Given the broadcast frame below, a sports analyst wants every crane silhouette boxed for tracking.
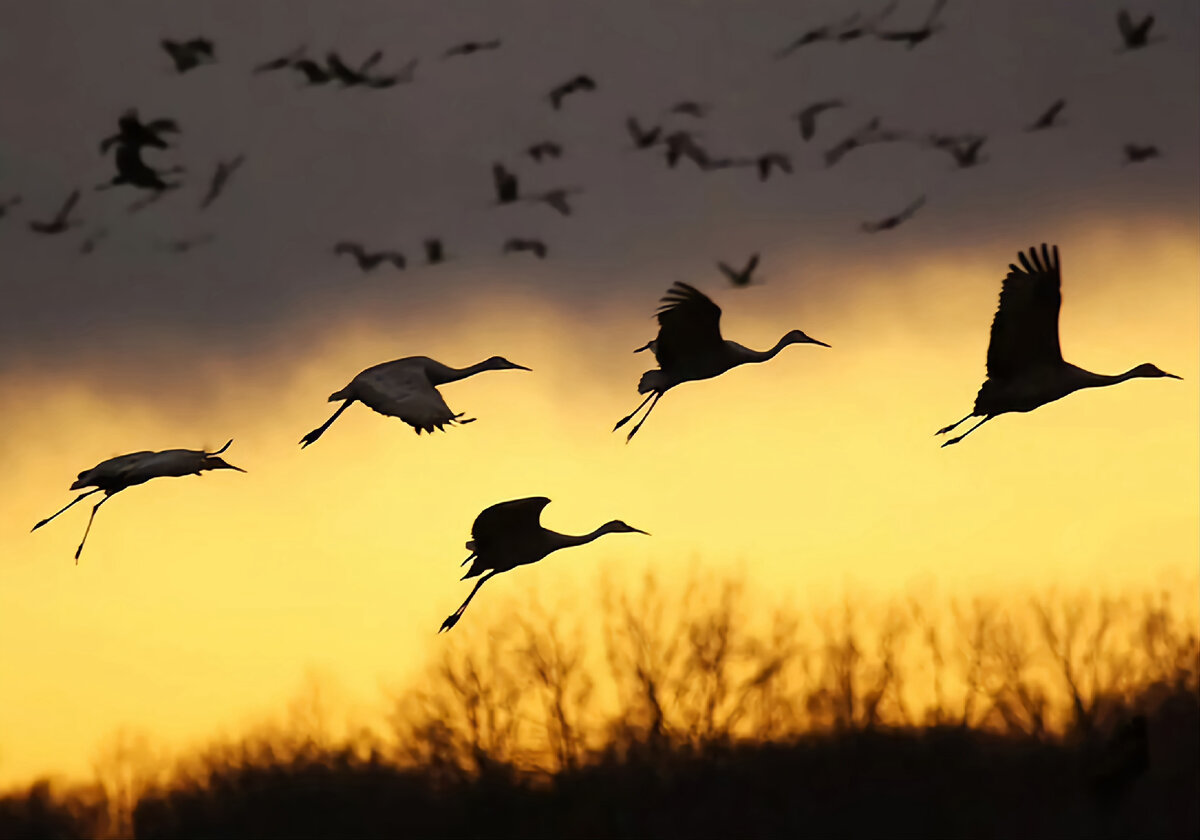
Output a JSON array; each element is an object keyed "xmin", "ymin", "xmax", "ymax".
[
  {"xmin": 439, "ymin": 497, "xmax": 648, "ymax": 632},
  {"xmin": 100, "ymin": 110, "xmax": 179, "ymax": 154},
  {"xmin": 718, "ymin": 253, "xmax": 761, "ymax": 287},
  {"xmin": 300, "ymin": 355, "xmax": 531, "ymax": 447},
  {"xmin": 32, "ymin": 440, "xmax": 244, "ymax": 562},
  {"xmin": 1116, "ymin": 10, "xmax": 1160, "ymax": 51},
  {"xmin": 937, "ymin": 244, "xmax": 1181, "ymax": 446},
  {"xmin": 1027, "ymin": 99, "xmax": 1067, "ymax": 131},
  {"xmin": 161, "ymin": 38, "xmax": 215, "ymax": 73},
  {"xmin": 795, "ymin": 99, "xmax": 845, "ymax": 141},
  {"xmin": 615, "ymin": 282, "xmax": 829, "ymax": 441}
]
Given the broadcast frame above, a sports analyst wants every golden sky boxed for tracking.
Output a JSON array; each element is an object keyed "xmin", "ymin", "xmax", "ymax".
[{"xmin": 1, "ymin": 219, "xmax": 1196, "ymax": 786}]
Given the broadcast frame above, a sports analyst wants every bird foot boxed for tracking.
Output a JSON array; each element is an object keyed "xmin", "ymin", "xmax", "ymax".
[
  {"xmin": 439, "ymin": 614, "xmax": 461, "ymax": 633},
  {"xmin": 299, "ymin": 432, "xmax": 319, "ymax": 448},
  {"xmin": 940, "ymin": 435, "xmax": 964, "ymax": 448}
]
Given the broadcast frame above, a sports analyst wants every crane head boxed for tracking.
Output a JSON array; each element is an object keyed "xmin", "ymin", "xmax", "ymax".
[
  {"xmin": 485, "ymin": 356, "xmax": 532, "ymax": 372},
  {"xmin": 202, "ymin": 455, "xmax": 246, "ymax": 473},
  {"xmin": 1131, "ymin": 363, "xmax": 1182, "ymax": 380},
  {"xmin": 603, "ymin": 520, "xmax": 650, "ymax": 536},
  {"xmin": 783, "ymin": 329, "xmax": 831, "ymax": 349}
]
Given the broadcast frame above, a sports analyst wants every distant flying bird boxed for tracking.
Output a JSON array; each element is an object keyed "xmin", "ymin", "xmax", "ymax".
[
  {"xmin": 1123, "ymin": 143, "xmax": 1161, "ymax": 163},
  {"xmin": 439, "ymin": 497, "xmax": 648, "ymax": 632},
  {"xmin": 0, "ymin": 194, "xmax": 22, "ymax": 219},
  {"xmin": 292, "ymin": 58, "xmax": 333, "ymax": 85},
  {"xmin": 443, "ymin": 39, "xmax": 502, "ymax": 58},
  {"xmin": 253, "ymin": 44, "xmax": 308, "ymax": 73},
  {"xmin": 158, "ymin": 233, "xmax": 215, "ymax": 254},
  {"xmin": 97, "ymin": 144, "xmax": 182, "ymax": 193},
  {"xmin": 527, "ymin": 188, "xmax": 581, "ymax": 216},
  {"xmin": 669, "ymin": 101, "xmax": 711, "ymax": 118},
  {"xmin": 162, "ymin": 38, "xmax": 216, "ymax": 73},
  {"xmin": 616, "ymin": 282, "xmax": 829, "ymax": 441},
  {"xmin": 526, "ymin": 141, "xmax": 563, "ymax": 162},
  {"xmin": 334, "ymin": 241, "xmax": 406, "ymax": 272},
  {"xmin": 718, "ymin": 253, "xmax": 761, "ymax": 288},
  {"xmin": 1027, "ymin": 99, "xmax": 1066, "ymax": 131},
  {"xmin": 299, "ymin": 354, "xmax": 531, "ymax": 447},
  {"xmin": 326, "ymin": 51, "xmax": 374, "ymax": 86},
  {"xmin": 823, "ymin": 117, "xmax": 905, "ymax": 167},
  {"xmin": 548, "ymin": 74, "xmax": 596, "ymax": 110},
  {"xmin": 503, "ymin": 237, "xmax": 548, "ymax": 259},
  {"xmin": 874, "ymin": 0, "xmax": 948, "ymax": 48},
  {"xmin": 100, "ymin": 110, "xmax": 179, "ymax": 154},
  {"xmin": 198, "ymin": 154, "xmax": 246, "ymax": 210},
  {"xmin": 836, "ymin": 2, "xmax": 899, "ymax": 41},
  {"xmin": 936, "ymin": 244, "xmax": 1180, "ymax": 446},
  {"xmin": 752, "ymin": 152, "xmax": 792, "ymax": 181},
  {"xmin": 626, "ymin": 117, "xmax": 663, "ymax": 149},
  {"xmin": 1116, "ymin": 10, "xmax": 1160, "ymax": 50},
  {"xmin": 944, "ymin": 135, "xmax": 987, "ymax": 168},
  {"xmin": 861, "ymin": 194, "xmax": 926, "ymax": 233},
  {"xmin": 663, "ymin": 131, "xmax": 726, "ymax": 170},
  {"xmin": 492, "ymin": 162, "xmax": 520, "ymax": 204},
  {"xmin": 776, "ymin": 24, "xmax": 834, "ymax": 58},
  {"xmin": 28, "ymin": 189, "xmax": 82, "ymax": 235},
  {"xmin": 423, "ymin": 238, "xmax": 446, "ymax": 265},
  {"xmin": 31, "ymin": 440, "xmax": 244, "ymax": 562},
  {"xmin": 795, "ymin": 99, "xmax": 845, "ymax": 141}
]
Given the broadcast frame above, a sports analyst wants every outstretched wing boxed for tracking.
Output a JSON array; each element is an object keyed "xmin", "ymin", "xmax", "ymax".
[
  {"xmin": 1117, "ymin": 10, "xmax": 1135, "ymax": 40},
  {"xmin": 985, "ymin": 244, "xmax": 1063, "ymax": 380},
  {"xmin": 471, "ymin": 497, "xmax": 551, "ymax": 548},
  {"xmin": 353, "ymin": 361, "xmax": 463, "ymax": 433},
  {"xmin": 652, "ymin": 282, "xmax": 725, "ymax": 369}
]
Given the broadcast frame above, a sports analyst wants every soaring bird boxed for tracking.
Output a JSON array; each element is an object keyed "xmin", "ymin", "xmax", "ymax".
[
  {"xmin": 776, "ymin": 24, "xmax": 834, "ymax": 58},
  {"xmin": 625, "ymin": 117, "xmax": 663, "ymax": 149},
  {"xmin": 718, "ymin": 253, "xmax": 761, "ymax": 288},
  {"xmin": 28, "ymin": 189, "xmax": 82, "ymax": 235},
  {"xmin": 423, "ymin": 237, "xmax": 446, "ymax": 265},
  {"xmin": 439, "ymin": 497, "xmax": 648, "ymax": 632},
  {"xmin": 443, "ymin": 39, "xmax": 502, "ymax": 58},
  {"xmin": 503, "ymin": 237, "xmax": 548, "ymax": 259},
  {"xmin": 527, "ymin": 188, "xmax": 581, "ymax": 216},
  {"xmin": 548, "ymin": 74, "xmax": 596, "ymax": 110},
  {"xmin": 100, "ymin": 110, "xmax": 179, "ymax": 154},
  {"xmin": 615, "ymin": 283, "xmax": 829, "ymax": 441},
  {"xmin": 325, "ymin": 51, "xmax": 379, "ymax": 86},
  {"xmin": 334, "ymin": 241, "xmax": 406, "ymax": 272},
  {"xmin": 162, "ymin": 38, "xmax": 216, "ymax": 73},
  {"xmin": 795, "ymin": 99, "xmax": 845, "ymax": 141},
  {"xmin": 492, "ymin": 162, "xmax": 520, "ymax": 204},
  {"xmin": 751, "ymin": 152, "xmax": 792, "ymax": 181},
  {"xmin": 1116, "ymin": 9, "xmax": 1160, "ymax": 50},
  {"xmin": 861, "ymin": 194, "xmax": 926, "ymax": 233},
  {"xmin": 97, "ymin": 144, "xmax": 182, "ymax": 193},
  {"xmin": 668, "ymin": 100, "xmax": 711, "ymax": 118},
  {"xmin": 526, "ymin": 141, "xmax": 563, "ymax": 162},
  {"xmin": 31, "ymin": 440, "xmax": 244, "ymax": 562},
  {"xmin": 874, "ymin": 0, "xmax": 948, "ymax": 48},
  {"xmin": 253, "ymin": 44, "xmax": 308, "ymax": 73},
  {"xmin": 663, "ymin": 131, "xmax": 725, "ymax": 170},
  {"xmin": 300, "ymin": 355, "xmax": 531, "ymax": 447},
  {"xmin": 292, "ymin": 58, "xmax": 334, "ymax": 86},
  {"xmin": 936, "ymin": 244, "xmax": 1180, "ymax": 447},
  {"xmin": 944, "ymin": 135, "xmax": 987, "ymax": 168},
  {"xmin": 199, "ymin": 154, "xmax": 246, "ymax": 210},
  {"xmin": 1027, "ymin": 99, "xmax": 1066, "ymax": 132},
  {"xmin": 1123, "ymin": 143, "xmax": 1161, "ymax": 163},
  {"xmin": 823, "ymin": 117, "xmax": 907, "ymax": 166}
]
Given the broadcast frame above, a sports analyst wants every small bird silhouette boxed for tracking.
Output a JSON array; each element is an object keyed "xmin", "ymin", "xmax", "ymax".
[
  {"xmin": 1123, "ymin": 143, "xmax": 1161, "ymax": 163},
  {"xmin": 439, "ymin": 497, "xmax": 648, "ymax": 632},
  {"xmin": 32, "ymin": 440, "xmax": 244, "ymax": 562},
  {"xmin": 28, "ymin": 189, "xmax": 82, "ymax": 235},
  {"xmin": 668, "ymin": 101, "xmax": 711, "ymax": 118},
  {"xmin": 443, "ymin": 39, "xmax": 502, "ymax": 58},
  {"xmin": 943, "ymin": 135, "xmax": 987, "ymax": 168},
  {"xmin": 97, "ymin": 144, "xmax": 182, "ymax": 194},
  {"xmin": 795, "ymin": 99, "xmax": 846, "ymax": 141},
  {"xmin": 300, "ymin": 355, "xmax": 531, "ymax": 446},
  {"xmin": 548, "ymin": 74, "xmax": 597, "ymax": 110},
  {"xmin": 753, "ymin": 152, "xmax": 793, "ymax": 181},
  {"xmin": 199, "ymin": 155, "xmax": 246, "ymax": 210},
  {"xmin": 776, "ymin": 24, "xmax": 834, "ymax": 58},
  {"xmin": 100, "ymin": 110, "xmax": 179, "ymax": 154},
  {"xmin": 492, "ymin": 162, "xmax": 520, "ymax": 204},
  {"xmin": 626, "ymin": 117, "xmax": 663, "ymax": 149},
  {"xmin": 1026, "ymin": 99, "xmax": 1066, "ymax": 131},
  {"xmin": 503, "ymin": 237, "xmax": 548, "ymax": 259},
  {"xmin": 718, "ymin": 253, "xmax": 761, "ymax": 288},
  {"xmin": 617, "ymin": 283, "xmax": 829, "ymax": 441},
  {"xmin": 937, "ymin": 244, "xmax": 1180, "ymax": 446},
  {"xmin": 423, "ymin": 238, "xmax": 446, "ymax": 265},
  {"xmin": 874, "ymin": 0, "xmax": 948, "ymax": 48},
  {"xmin": 162, "ymin": 37, "xmax": 216, "ymax": 73},
  {"xmin": 334, "ymin": 241, "xmax": 407, "ymax": 272},
  {"xmin": 292, "ymin": 58, "xmax": 333, "ymax": 85},
  {"xmin": 526, "ymin": 141, "xmax": 563, "ymax": 162},
  {"xmin": 1116, "ymin": 9, "xmax": 1160, "ymax": 50},
  {"xmin": 253, "ymin": 44, "xmax": 308, "ymax": 73},
  {"xmin": 861, "ymin": 195, "xmax": 927, "ymax": 232},
  {"xmin": 528, "ymin": 188, "xmax": 581, "ymax": 216}
]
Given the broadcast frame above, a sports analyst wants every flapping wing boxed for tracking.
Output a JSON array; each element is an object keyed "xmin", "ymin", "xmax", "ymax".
[
  {"xmin": 354, "ymin": 362, "xmax": 462, "ymax": 432},
  {"xmin": 471, "ymin": 497, "xmax": 551, "ymax": 548},
  {"xmin": 985, "ymin": 244, "xmax": 1063, "ymax": 379},
  {"xmin": 1117, "ymin": 10, "xmax": 1135, "ymax": 40},
  {"xmin": 59, "ymin": 189, "xmax": 81, "ymax": 220},
  {"xmin": 651, "ymin": 282, "xmax": 725, "ymax": 368}
]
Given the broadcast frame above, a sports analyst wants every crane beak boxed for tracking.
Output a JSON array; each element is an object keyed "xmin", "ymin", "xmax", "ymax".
[
  {"xmin": 509, "ymin": 362, "xmax": 533, "ymax": 371},
  {"xmin": 1164, "ymin": 372, "xmax": 1183, "ymax": 380},
  {"xmin": 210, "ymin": 457, "xmax": 247, "ymax": 472},
  {"xmin": 808, "ymin": 337, "xmax": 831, "ymax": 348},
  {"xmin": 629, "ymin": 526, "xmax": 651, "ymax": 536}
]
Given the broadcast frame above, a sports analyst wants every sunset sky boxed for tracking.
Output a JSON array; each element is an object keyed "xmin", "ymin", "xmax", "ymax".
[{"xmin": 1, "ymin": 1, "xmax": 1197, "ymax": 786}]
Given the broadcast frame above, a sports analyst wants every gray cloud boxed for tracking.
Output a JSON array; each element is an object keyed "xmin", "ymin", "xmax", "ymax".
[{"xmin": 0, "ymin": 0, "xmax": 1196, "ymax": 371}]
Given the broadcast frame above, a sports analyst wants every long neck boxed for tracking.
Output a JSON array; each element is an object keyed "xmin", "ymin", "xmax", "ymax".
[
  {"xmin": 546, "ymin": 524, "xmax": 612, "ymax": 552},
  {"xmin": 729, "ymin": 336, "xmax": 791, "ymax": 365},
  {"xmin": 1074, "ymin": 366, "xmax": 1147, "ymax": 390},
  {"xmin": 425, "ymin": 358, "xmax": 495, "ymax": 385}
]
